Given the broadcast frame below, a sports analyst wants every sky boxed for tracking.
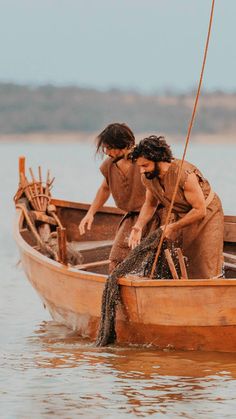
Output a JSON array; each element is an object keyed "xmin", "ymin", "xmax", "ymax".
[{"xmin": 0, "ymin": 0, "xmax": 235, "ymax": 92}]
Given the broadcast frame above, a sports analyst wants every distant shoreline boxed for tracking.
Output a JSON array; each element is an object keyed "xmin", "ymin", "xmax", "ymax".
[
  {"xmin": 0, "ymin": 132, "xmax": 235, "ymax": 144},
  {"xmin": 0, "ymin": 85, "xmax": 235, "ymax": 138}
]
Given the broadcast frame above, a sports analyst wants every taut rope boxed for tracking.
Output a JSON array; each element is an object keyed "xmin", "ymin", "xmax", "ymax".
[{"xmin": 150, "ymin": 0, "xmax": 216, "ymax": 278}]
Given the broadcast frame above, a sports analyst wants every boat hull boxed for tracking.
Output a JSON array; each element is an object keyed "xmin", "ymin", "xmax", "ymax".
[
  {"xmin": 18, "ymin": 235, "xmax": 236, "ymax": 352},
  {"xmin": 15, "ymin": 203, "xmax": 236, "ymax": 352}
]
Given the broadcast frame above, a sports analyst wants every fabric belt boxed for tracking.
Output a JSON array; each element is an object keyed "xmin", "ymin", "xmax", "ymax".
[
  {"xmin": 125, "ymin": 211, "xmax": 140, "ymax": 218},
  {"xmin": 205, "ymin": 189, "xmax": 215, "ymax": 207},
  {"xmin": 117, "ymin": 210, "xmax": 140, "ymax": 229}
]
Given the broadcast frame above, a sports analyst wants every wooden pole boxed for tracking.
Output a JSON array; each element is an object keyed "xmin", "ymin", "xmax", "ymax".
[
  {"xmin": 48, "ymin": 177, "xmax": 55, "ymax": 188},
  {"xmin": 19, "ymin": 156, "xmax": 25, "ymax": 180},
  {"xmin": 16, "ymin": 202, "xmax": 57, "ymax": 260},
  {"xmin": 48, "ymin": 204, "xmax": 64, "ymax": 229},
  {"xmin": 57, "ymin": 227, "xmax": 67, "ymax": 265},
  {"xmin": 38, "ymin": 166, "xmax": 44, "ymax": 209},
  {"xmin": 29, "ymin": 167, "xmax": 41, "ymax": 210},
  {"xmin": 20, "ymin": 173, "xmax": 34, "ymax": 202},
  {"xmin": 45, "ymin": 170, "xmax": 50, "ymax": 196}
]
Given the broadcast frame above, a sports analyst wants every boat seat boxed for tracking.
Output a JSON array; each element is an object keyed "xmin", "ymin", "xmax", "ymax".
[
  {"xmin": 224, "ymin": 252, "xmax": 236, "ymax": 274},
  {"xmin": 69, "ymin": 239, "xmax": 113, "ymax": 251},
  {"xmin": 223, "ymin": 252, "xmax": 236, "ymax": 263},
  {"xmin": 74, "ymin": 259, "xmax": 110, "ymax": 270},
  {"xmin": 69, "ymin": 239, "xmax": 114, "ymax": 265}
]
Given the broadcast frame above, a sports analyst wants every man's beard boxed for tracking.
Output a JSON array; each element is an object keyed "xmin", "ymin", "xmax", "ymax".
[{"xmin": 144, "ymin": 163, "xmax": 159, "ymax": 179}]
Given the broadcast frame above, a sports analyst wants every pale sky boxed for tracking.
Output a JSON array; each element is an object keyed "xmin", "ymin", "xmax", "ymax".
[{"xmin": 0, "ymin": 0, "xmax": 235, "ymax": 92}]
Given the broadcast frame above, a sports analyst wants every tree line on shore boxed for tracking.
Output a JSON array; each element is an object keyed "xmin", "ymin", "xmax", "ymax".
[{"xmin": 0, "ymin": 83, "xmax": 235, "ymax": 137}]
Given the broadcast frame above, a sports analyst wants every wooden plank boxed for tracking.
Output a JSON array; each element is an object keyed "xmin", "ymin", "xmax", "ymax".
[
  {"xmin": 20, "ymin": 228, "xmax": 37, "ymax": 246},
  {"xmin": 176, "ymin": 248, "xmax": 188, "ymax": 279},
  {"xmin": 224, "ymin": 215, "xmax": 236, "ymax": 223},
  {"xmin": 31, "ymin": 211, "xmax": 57, "ymax": 225},
  {"xmin": 223, "ymin": 252, "xmax": 236, "ymax": 263},
  {"xmin": 224, "ymin": 261, "xmax": 236, "ymax": 270},
  {"xmin": 74, "ymin": 259, "xmax": 110, "ymax": 270},
  {"xmin": 73, "ymin": 239, "xmax": 113, "ymax": 251},
  {"xmin": 164, "ymin": 249, "xmax": 179, "ymax": 279},
  {"xmin": 57, "ymin": 227, "xmax": 68, "ymax": 265}
]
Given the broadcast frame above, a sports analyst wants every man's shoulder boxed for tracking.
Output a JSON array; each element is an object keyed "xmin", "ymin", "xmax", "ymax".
[
  {"xmin": 100, "ymin": 157, "xmax": 113, "ymax": 172},
  {"xmin": 173, "ymin": 159, "xmax": 197, "ymax": 173}
]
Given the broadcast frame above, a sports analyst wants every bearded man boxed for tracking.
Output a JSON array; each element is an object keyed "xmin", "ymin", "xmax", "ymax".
[
  {"xmin": 129, "ymin": 135, "xmax": 224, "ymax": 279},
  {"xmin": 79, "ymin": 123, "xmax": 157, "ymax": 272}
]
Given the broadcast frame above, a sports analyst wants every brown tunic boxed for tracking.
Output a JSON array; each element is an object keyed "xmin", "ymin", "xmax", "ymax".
[
  {"xmin": 100, "ymin": 158, "xmax": 158, "ymax": 267},
  {"xmin": 142, "ymin": 159, "xmax": 224, "ymax": 279},
  {"xmin": 100, "ymin": 157, "xmax": 145, "ymax": 212}
]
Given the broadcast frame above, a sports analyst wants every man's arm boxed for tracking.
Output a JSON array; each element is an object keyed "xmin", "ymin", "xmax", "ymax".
[
  {"xmin": 164, "ymin": 172, "xmax": 207, "ymax": 240},
  {"xmin": 79, "ymin": 178, "xmax": 110, "ymax": 235},
  {"xmin": 128, "ymin": 189, "xmax": 158, "ymax": 249}
]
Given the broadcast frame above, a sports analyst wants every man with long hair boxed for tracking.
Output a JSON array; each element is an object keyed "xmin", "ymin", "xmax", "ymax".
[
  {"xmin": 129, "ymin": 135, "xmax": 224, "ymax": 279},
  {"xmin": 79, "ymin": 123, "xmax": 157, "ymax": 272}
]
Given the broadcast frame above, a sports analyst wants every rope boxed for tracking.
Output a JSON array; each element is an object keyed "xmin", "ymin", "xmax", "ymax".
[{"xmin": 150, "ymin": 0, "xmax": 215, "ymax": 278}]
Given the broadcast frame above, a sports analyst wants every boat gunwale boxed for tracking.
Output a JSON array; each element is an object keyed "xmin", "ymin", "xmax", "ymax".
[
  {"xmin": 51, "ymin": 199, "xmax": 236, "ymax": 223},
  {"xmin": 51, "ymin": 198, "xmax": 125, "ymax": 215},
  {"xmin": 14, "ymin": 207, "xmax": 236, "ymax": 288}
]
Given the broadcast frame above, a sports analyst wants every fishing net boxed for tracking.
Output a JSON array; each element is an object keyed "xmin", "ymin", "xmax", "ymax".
[{"xmin": 96, "ymin": 227, "xmax": 180, "ymax": 347}]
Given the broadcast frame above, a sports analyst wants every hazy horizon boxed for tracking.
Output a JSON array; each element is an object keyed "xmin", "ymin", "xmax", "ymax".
[{"xmin": 1, "ymin": 81, "xmax": 235, "ymax": 95}]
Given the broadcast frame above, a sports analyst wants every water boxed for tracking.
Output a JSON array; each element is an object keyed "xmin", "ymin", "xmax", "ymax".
[{"xmin": 1, "ymin": 140, "xmax": 236, "ymax": 418}]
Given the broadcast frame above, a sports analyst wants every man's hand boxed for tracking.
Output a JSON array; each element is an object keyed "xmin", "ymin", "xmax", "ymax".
[
  {"xmin": 78, "ymin": 213, "xmax": 94, "ymax": 235},
  {"xmin": 161, "ymin": 223, "xmax": 179, "ymax": 241},
  {"xmin": 128, "ymin": 225, "xmax": 142, "ymax": 249}
]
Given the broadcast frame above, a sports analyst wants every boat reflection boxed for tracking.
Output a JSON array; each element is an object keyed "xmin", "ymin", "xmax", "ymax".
[
  {"xmin": 30, "ymin": 320, "xmax": 236, "ymax": 379},
  {"xmin": 23, "ymin": 320, "xmax": 236, "ymax": 417}
]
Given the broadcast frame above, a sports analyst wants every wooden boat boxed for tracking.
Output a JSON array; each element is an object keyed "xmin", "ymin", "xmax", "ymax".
[{"xmin": 14, "ymin": 196, "xmax": 236, "ymax": 352}]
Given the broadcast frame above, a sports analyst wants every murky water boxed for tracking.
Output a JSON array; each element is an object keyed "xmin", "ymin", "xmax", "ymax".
[{"xmin": 1, "ymin": 141, "xmax": 236, "ymax": 418}]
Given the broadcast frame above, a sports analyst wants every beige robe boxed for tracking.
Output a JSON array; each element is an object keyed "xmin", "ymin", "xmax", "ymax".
[
  {"xmin": 100, "ymin": 158, "xmax": 158, "ymax": 267},
  {"xmin": 142, "ymin": 159, "xmax": 224, "ymax": 279}
]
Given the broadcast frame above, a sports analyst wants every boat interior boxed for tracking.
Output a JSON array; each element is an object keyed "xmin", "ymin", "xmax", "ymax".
[{"xmin": 19, "ymin": 199, "xmax": 236, "ymax": 279}]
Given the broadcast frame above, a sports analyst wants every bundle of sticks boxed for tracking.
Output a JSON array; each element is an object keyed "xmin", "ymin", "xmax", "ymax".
[{"xmin": 20, "ymin": 166, "xmax": 55, "ymax": 212}]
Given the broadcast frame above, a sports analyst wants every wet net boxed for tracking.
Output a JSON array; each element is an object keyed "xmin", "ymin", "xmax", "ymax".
[{"xmin": 96, "ymin": 227, "xmax": 180, "ymax": 347}]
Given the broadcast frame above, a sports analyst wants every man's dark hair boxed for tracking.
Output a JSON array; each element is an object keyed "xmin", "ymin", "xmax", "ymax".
[
  {"xmin": 131, "ymin": 135, "xmax": 173, "ymax": 162},
  {"xmin": 96, "ymin": 123, "xmax": 135, "ymax": 154}
]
